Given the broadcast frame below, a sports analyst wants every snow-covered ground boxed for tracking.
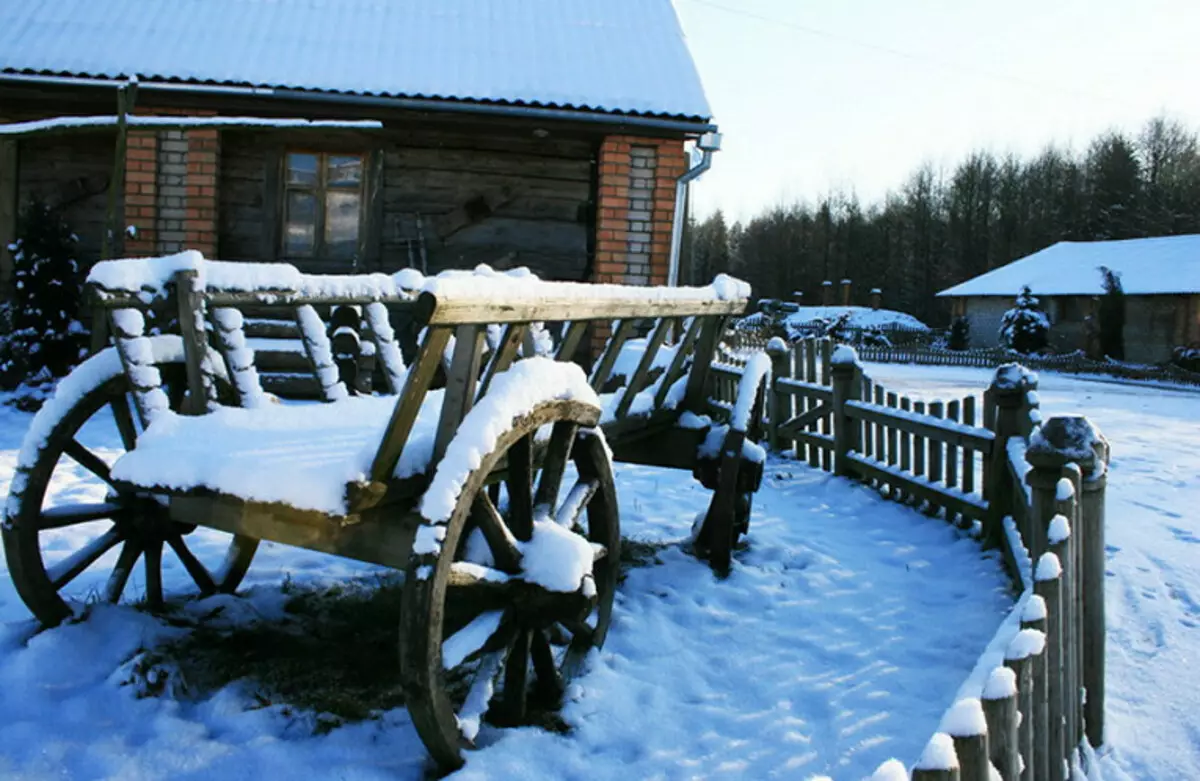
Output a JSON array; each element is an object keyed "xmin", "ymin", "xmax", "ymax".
[
  {"xmin": 0, "ymin": 392, "xmax": 1013, "ymax": 779},
  {"xmin": 865, "ymin": 362, "xmax": 1200, "ymax": 781}
]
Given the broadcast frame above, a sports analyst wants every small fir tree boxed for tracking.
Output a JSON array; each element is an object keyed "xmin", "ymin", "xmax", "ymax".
[
  {"xmin": 999, "ymin": 286, "xmax": 1050, "ymax": 354},
  {"xmin": 1, "ymin": 201, "xmax": 88, "ymax": 391},
  {"xmin": 1097, "ymin": 266, "xmax": 1126, "ymax": 361},
  {"xmin": 948, "ymin": 316, "xmax": 971, "ymax": 351}
]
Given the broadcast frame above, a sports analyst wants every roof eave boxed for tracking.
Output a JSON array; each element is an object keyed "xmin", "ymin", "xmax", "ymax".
[{"xmin": 0, "ymin": 70, "xmax": 717, "ymax": 135}]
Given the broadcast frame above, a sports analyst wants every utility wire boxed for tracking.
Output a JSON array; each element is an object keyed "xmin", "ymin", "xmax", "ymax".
[{"xmin": 682, "ymin": 0, "xmax": 1114, "ymax": 105}]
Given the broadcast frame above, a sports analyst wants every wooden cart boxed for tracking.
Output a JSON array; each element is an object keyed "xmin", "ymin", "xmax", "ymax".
[{"xmin": 2, "ymin": 257, "xmax": 764, "ymax": 770}]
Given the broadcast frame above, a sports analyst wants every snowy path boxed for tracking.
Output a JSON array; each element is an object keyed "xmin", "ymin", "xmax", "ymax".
[
  {"xmin": 0, "ymin": 399, "xmax": 1012, "ymax": 779},
  {"xmin": 866, "ymin": 363, "xmax": 1200, "ymax": 780}
]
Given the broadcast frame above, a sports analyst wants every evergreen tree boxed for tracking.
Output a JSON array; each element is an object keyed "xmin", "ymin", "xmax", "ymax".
[
  {"xmin": 1, "ymin": 201, "xmax": 88, "ymax": 391},
  {"xmin": 1097, "ymin": 266, "xmax": 1126, "ymax": 361},
  {"xmin": 948, "ymin": 316, "xmax": 971, "ymax": 351},
  {"xmin": 999, "ymin": 286, "xmax": 1050, "ymax": 354}
]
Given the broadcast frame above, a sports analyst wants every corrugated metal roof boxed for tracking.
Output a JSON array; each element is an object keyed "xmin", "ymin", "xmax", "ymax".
[
  {"xmin": 938, "ymin": 234, "xmax": 1200, "ymax": 297},
  {"xmin": 0, "ymin": 0, "xmax": 711, "ymax": 121}
]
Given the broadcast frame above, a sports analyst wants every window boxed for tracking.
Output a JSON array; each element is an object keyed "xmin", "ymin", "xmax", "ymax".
[{"xmin": 283, "ymin": 152, "xmax": 363, "ymax": 261}]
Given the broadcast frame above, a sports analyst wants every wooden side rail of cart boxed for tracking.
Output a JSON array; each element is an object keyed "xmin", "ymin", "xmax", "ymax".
[{"xmin": 2, "ymin": 258, "xmax": 762, "ymax": 771}]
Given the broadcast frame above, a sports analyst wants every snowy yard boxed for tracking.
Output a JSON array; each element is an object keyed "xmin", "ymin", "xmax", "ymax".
[
  {"xmin": 865, "ymin": 363, "xmax": 1200, "ymax": 781},
  {"xmin": 0, "ymin": 390, "xmax": 1012, "ymax": 779},
  {"xmin": 0, "ymin": 365, "xmax": 1193, "ymax": 779}
]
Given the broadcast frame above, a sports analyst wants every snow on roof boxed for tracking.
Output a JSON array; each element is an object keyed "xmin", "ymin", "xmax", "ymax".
[
  {"xmin": 785, "ymin": 306, "xmax": 930, "ymax": 331},
  {"xmin": 939, "ymin": 234, "xmax": 1200, "ymax": 297},
  {"xmin": 0, "ymin": 0, "xmax": 711, "ymax": 121}
]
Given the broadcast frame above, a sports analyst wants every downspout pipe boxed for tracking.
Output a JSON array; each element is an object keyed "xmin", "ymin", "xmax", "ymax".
[{"xmin": 667, "ymin": 132, "xmax": 721, "ymax": 287}]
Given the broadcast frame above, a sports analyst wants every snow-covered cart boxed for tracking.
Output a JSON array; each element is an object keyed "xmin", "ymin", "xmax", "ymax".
[{"xmin": 2, "ymin": 254, "xmax": 761, "ymax": 769}]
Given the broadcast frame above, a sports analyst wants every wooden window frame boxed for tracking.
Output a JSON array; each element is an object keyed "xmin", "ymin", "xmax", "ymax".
[{"xmin": 281, "ymin": 150, "xmax": 366, "ymax": 264}]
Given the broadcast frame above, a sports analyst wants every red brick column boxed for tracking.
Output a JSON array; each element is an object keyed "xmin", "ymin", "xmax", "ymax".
[
  {"xmin": 123, "ymin": 131, "xmax": 159, "ymax": 256},
  {"xmin": 594, "ymin": 137, "xmax": 632, "ymax": 285},
  {"xmin": 185, "ymin": 129, "xmax": 220, "ymax": 258},
  {"xmin": 651, "ymin": 138, "xmax": 687, "ymax": 285}
]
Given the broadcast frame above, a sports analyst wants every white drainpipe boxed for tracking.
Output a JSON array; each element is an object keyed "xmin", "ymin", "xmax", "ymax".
[{"xmin": 667, "ymin": 131, "xmax": 722, "ymax": 287}]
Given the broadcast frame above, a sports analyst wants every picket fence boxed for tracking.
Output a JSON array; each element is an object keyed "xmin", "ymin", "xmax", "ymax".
[{"xmin": 712, "ymin": 337, "xmax": 1110, "ymax": 781}]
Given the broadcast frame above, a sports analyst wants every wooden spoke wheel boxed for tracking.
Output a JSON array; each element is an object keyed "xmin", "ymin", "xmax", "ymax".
[
  {"xmin": 400, "ymin": 399, "xmax": 619, "ymax": 771},
  {"xmin": 697, "ymin": 371, "xmax": 769, "ymax": 573},
  {"xmin": 3, "ymin": 338, "xmax": 259, "ymax": 627}
]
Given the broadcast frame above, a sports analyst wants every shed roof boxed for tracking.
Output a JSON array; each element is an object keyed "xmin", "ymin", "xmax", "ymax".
[
  {"xmin": 0, "ymin": 0, "xmax": 711, "ymax": 121},
  {"xmin": 938, "ymin": 234, "xmax": 1200, "ymax": 298}
]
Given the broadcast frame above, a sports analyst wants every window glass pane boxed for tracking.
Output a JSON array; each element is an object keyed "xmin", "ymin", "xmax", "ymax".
[
  {"xmin": 327, "ymin": 155, "xmax": 362, "ymax": 187},
  {"xmin": 325, "ymin": 190, "xmax": 361, "ymax": 260},
  {"xmin": 284, "ymin": 190, "xmax": 317, "ymax": 256},
  {"xmin": 287, "ymin": 153, "xmax": 319, "ymax": 187}
]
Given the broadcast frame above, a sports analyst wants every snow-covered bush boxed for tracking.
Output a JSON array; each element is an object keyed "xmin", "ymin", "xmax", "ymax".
[
  {"xmin": 1172, "ymin": 344, "xmax": 1200, "ymax": 372},
  {"xmin": 948, "ymin": 316, "xmax": 970, "ymax": 351},
  {"xmin": 999, "ymin": 286, "xmax": 1049, "ymax": 355},
  {"xmin": 0, "ymin": 201, "xmax": 89, "ymax": 397}
]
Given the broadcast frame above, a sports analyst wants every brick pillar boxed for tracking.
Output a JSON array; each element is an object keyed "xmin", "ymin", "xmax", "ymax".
[
  {"xmin": 185, "ymin": 129, "xmax": 219, "ymax": 257},
  {"xmin": 591, "ymin": 134, "xmax": 688, "ymax": 354},
  {"xmin": 123, "ymin": 131, "xmax": 159, "ymax": 256},
  {"xmin": 156, "ymin": 130, "xmax": 189, "ymax": 253}
]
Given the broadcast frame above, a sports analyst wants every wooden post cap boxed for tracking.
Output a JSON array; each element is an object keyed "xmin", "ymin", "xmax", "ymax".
[
  {"xmin": 1025, "ymin": 416, "xmax": 1110, "ymax": 475},
  {"xmin": 988, "ymin": 363, "xmax": 1038, "ymax": 394}
]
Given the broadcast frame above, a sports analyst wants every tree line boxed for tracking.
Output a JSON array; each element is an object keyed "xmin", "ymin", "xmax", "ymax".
[{"xmin": 683, "ymin": 116, "xmax": 1200, "ymax": 326}]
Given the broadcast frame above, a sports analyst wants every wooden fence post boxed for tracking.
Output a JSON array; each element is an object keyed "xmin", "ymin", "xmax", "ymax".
[
  {"xmin": 983, "ymin": 365, "xmax": 1035, "ymax": 554},
  {"xmin": 766, "ymin": 337, "xmax": 790, "ymax": 454},
  {"xmin": 983, "ymin": 666, "xmax": 1021, "ymax": 781},
  {"xmin": 1006, "ymin": 625, "xmax": 1045, "ymax": 781},
  {"xmin": 913, "ymin": 732, "xmax": 961, "ymax": 781},
  {"xmin": 1030, "ymin": 417, "xmax": 1111, "ymax": 749},
  {"xmin": 830, "ymin": 345, "xmax": 861, "ymax": 477},
  {"xmin": 1034, "ymin": 551, "xmax": 1065, "ymax": 781},
  {"xmin": 945, "ymin": 698, "xmax": 990, "ymax": 781}
]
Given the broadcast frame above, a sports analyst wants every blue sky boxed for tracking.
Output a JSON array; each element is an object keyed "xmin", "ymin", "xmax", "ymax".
[{"xmin": 673, "ymin": 0, "xmax": 1200, "ymax": 220}]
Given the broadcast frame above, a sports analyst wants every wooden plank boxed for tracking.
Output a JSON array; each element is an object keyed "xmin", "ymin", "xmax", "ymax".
[
  {"xmin": 100, "ymin": 84, "xmax": 131, "ymax": 261},
  {"xmin": 946, "ymin": 399, "xmax": 961, "ymax": 492},
  {"xmin": 478, "ymin": 323, "xmax": 527, "ymax": 400},
  {"xmin": 369, "ymin": 326, "xmax": 453, "ymax": 485},
  {"xmin": 614, "ymin": 317, "xmax": 673, "ymax": 420},
  {"xmin": 589, "ymin": 318, "xmax": 637, "ymax": 392},
  {"xmin": 653, "ymin": 316, "xmax": 702, "ymax": 410},
  {"xmin": 861, "ymin": 377, "xmax": 874, "ymax": 461},
  {"xmin": 555, "ymin": 320, "xmax": 589, "ymax": 364},
  {"xmin": 899, "ymin": 397, "xmax": 913, "ymax": 497},
  {"xmin": 913, "ymin": 400, "xmax": 927, "ymax": 479},
  {"xmin": 963, "ymin": 396, "xmax": 977, "ymax": 496},
  {"xmin": 885, "ymin": 392, "xmax": 899, "ymax": 469},
  {"xmin": 423, "ymin": 293, "xmax": 748, "ymax": 327},
  {"xmin": 776, "ymin": 403, "xmax": 832, "ymax": 439},
  {"xmin": 820, "ymin": 339, "xmax": 833, "ymax": 471},
  {"xmin": 773, "ymin": 377, "xmax": 834, "ymax": 402},
  {"xmin": 682, "ymin": 316, "xmax": 727, "ymax": 414},
  {"xmin": 174, "ymin": 270, "xmax": 214, "ymax": 415},
  {"xmin": 843, "ymin": 401, "xmax": 995, "ymax": 453},
  {"xmin": 873, "ymin": 385, "xmax": 886, "ymax": 466},
  {"xmin": 928, "ymin": 401, "xmax": 945, "ymax": 491},
  {"xmin": 432, "ymin": 324, "xmax": 485, "ymax": 465},
  {"xmin": 847, "ymin": 455, "xmax": 989, "ymax": 521}
]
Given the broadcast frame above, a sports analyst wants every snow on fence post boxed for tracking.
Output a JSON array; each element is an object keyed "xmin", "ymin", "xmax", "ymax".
[
  {"xmin": 912, "ymin": 732, "xmax": 961, "ymax": 780},
  {"xmin": 1006, "ymin": 625, "xmax": 1045, "ymax": 781},
  {"xmin": 766, "ymin": 336, "xmax": 791, "ymax": 454},
  {"xmin": 830, "ymin": 345, "xmax": 861, "ymax": 477},
  {"xmin": 983, "ymin": 365, "xmax": 1033, "ymax": 557},
  {"xmin": 943, "ymin": 698, "xmax": 990, "ymax": 781},
  {"xmin": 982, "ymin": 666, "xmax": 1021, "ymax": 781},
  {"xmin": 1079, "ymin": 431, "xmax": 1110, "ymax": 748},
  {"xmin": 1033, "ymin": 552, "xmax": 1065, "ymax": 781}
]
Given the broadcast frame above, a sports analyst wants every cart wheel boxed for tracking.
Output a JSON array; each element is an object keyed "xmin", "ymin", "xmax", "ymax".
[
  {"xmin": 400, "ymin": 400, "xmax": 619, "ymax": 771},
  {"xmin": 698, "ymin": 371, "xmax": 768, "ymax": 573},
  {"xmin": 3, "ymin": 337, "xmax": 259, "ymax": 627}
]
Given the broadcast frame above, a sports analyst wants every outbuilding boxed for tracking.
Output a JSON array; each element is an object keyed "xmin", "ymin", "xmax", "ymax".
[{"xmin": 938, "ymin": 235, "xmax": 1200, "ymax": 363}]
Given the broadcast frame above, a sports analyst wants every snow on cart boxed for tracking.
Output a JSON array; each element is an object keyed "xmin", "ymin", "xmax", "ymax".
[{"xmin": 1, "ymin": 252, "xmax": 763, "ymax": 770}]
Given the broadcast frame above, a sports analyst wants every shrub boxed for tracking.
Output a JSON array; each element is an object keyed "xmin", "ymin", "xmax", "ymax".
[
  {"xmin": 948, "ymin": 316, "xmax": 970, "ymax": 351},
  {"xmin": 999, "ymin": 286, "xmax": 1050, "ymax": 354},
  {"xmin": 1097, "ymin": 266, "xmax": 1126, "ymax": 360},
  {"xmin": 0, "ymin": 201, "xmax": 89, "ymax": 394}
]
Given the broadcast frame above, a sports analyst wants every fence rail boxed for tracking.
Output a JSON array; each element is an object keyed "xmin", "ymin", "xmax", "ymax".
[
  {"xmin": 709, "ymin": 336, "xmax": 1110, "ymax": 780},
  {"xmin": 726, "ymin": 330, "xmax": 1200, "ymax": 387}
]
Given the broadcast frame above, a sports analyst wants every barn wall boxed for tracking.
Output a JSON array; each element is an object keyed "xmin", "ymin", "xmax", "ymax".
[
  {"xmin": 964, "ymin": 294, "xmax": 1191, "ymax": 363},
  {"xmin": 219, "ymin": 128, "xmax": 596, "ymax": 280}
]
